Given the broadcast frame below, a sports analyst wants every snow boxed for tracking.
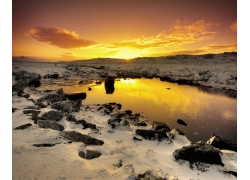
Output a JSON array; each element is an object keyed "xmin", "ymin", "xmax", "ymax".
[{"xmin": 12, "ymin": 54, "xmax": 237, "ymax": 179}]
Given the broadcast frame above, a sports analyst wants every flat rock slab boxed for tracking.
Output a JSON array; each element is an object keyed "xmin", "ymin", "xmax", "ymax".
[
  {"xmin": 173, "ymin": 141, "xmax": 224, "ymax": 166},
  {"xmin": 78, "ymin": 150, "xmax": 101, "ymax": 159},
  {"xmin": 37, "ymin": 120, "xmax": 65, "ymax": 131},
  {"xmin": 65, "ymin": 93, "xmax": 86, "ymax": 100},
  {"xmin": 33, "ymin": 143, "xmax": 56, "ymax": 147},
  {"xmin": 59, "ymin": 131, "xmax": 104, "ymax": 145},
  {"xmin": 14, "ymin": 123, "xmax": 32, "ymax": 130},
  {"xmin": 135, "ymin": 129, "xmax": 168, "ymax": 141}
]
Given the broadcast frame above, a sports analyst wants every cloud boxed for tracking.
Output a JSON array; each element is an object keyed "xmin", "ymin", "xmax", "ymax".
[
  {"xmin": 230, "ymin": 21, "xmax": 237, "ymax": 32},
  {"xmin": 25, "ymin": 27, "xmax": 97, "ymax": 48},
  {"xmin": 204, "ymin": 43, "xmax": 237, "ymax": 50},
  {"xmin": 110, "ymin": 20, "xmax": 217, "ymax": 49}
]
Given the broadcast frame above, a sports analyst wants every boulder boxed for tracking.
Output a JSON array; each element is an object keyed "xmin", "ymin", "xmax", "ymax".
[
  {"xmin": 37, "ymin": 120, "xmax": 65, "ymax": 131},
  {"xmin": 135, "ymin": 129, "xmax": 168, "ymax": 141},
  {"xmin": 65, "ymin": 92, "xmax": 86, "ymax": 100},
  {"xmin": 17, "ymin": 92, "xmax": 30, "ymax": 98},
  {"xmin": 24, "ymin": 105, "xmax": 41, "ymax": 110},
  {"xmin": 41, "ymin": 110, "xmax": 77, "ymax": 122},
  {"xmin": 207, "ymin": 134, "xmax": 237, "ymax": 152},
  {"xmin": 177, "ymin": 119, "xmax": 187, "ymax": 126},
  {"xmin": 51, "ymin": 100, "xmax": 82, "ymax": 113},
  {"xmin": 152, "ymin": 121, "xmax": 171, "ymax": 132},
  {"xmin": 33, "ymin": 143, "xmax": 56, "ymax": 147},
  {"xmin": 173, "ymin": 141, "xmax": 224, "ymax": 166},
  {"xmin": 78, "ymin": 150, "xmax": 101, "ymax": 160},
  {"xmin": 14, "ymin": 123, "xmax": 32, "ymax": 130},
  {"xmin": 12, "ymin": 71, "xmax": 41, "ymax": 92},
  {"xmin": 36, "ymin": 88, "xmax": 66, "ymax": 105},
  {"xmin": 105, "ymin": 76, "xmax": 115, "ymax": 94},
  {"xmin": 59, "ymin": 131, "xmax": 104, "ymax": 145},
  {"xmin": 75, "ymin": 119, "xmax": 97, "ymax": 130}
]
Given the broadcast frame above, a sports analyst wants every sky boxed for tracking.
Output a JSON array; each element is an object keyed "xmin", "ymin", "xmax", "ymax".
[{"xmin": 12, "ymin": 0, "xmax": 237, "ymax": 61}]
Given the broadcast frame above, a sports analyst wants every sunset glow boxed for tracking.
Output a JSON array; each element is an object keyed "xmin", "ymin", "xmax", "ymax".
[{"xmin": 12, "ymin": 0, "xmax": 237, "ymax": 61}]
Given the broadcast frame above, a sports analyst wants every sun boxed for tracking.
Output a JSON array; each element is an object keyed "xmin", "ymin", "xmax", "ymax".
[{"xmin": 110, "ymin": 48, "xmax": 148, "ymax": 60}]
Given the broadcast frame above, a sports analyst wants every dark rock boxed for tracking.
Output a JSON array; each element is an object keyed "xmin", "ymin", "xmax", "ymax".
[
  {"xmin": 105, "ymin": 76, "xmax": 115, "ymax": 94},
  {"xmin": 51, "ymin": 100, "xmax": 82, "ymax": 113},
  {"xmin": 65, "ymin": 92, "xmax": 86, "ymax": 100},
  {"xmin": 36, "ymin": 88, "xmax": 66, "ymax": 105},
  {"xmin": 43, "ymin": 74, "xmax": 59, "ymax": 79},
  {"xmin": 24, "ymin": 105, "xmax": 41, "ymax": 110},
  {"xmin": 14, "ymin": 123, "xmax": 32, "ymax": 130},
  {"xmin": 35, "ymin": 101, "xmax": 47, "ymax": 108},
  {"xmin": 12, "ymin": 107, "xmax": 17, "ymax": 113},
  {"xmin": 133, "ymin": 136, "xmax": 142, "ymax": 141},
  {"xmin": 138, "ymin": 121, "xmax": 147, "ymax": 126},
  {"xmin": 17, "ymin": 92, "xmax": 30, "ymax": 98},
  {"xmin": 29, "ymin": 116, "xmax": 42, "ymax": 124},
  {"xmin": 27, "ymin": 98, "xmax": 35, "ymax": 103},
  {"xmin": 37, "ymin": 120, "xmax": 65, "ymax": 131},
  {"xmin": 78, "ymin": 150, "xmax": 101, "ymax": 159},
  {"xmin": 152, "ymin": 121, "xmax": 171, "ymax": 132},
  {"xmin": 78, "ymin": 80, "xmax": 83, "ymax": 84},
  {"xmin": 224, "ymin": 170, "xmax": 237, "ymax": 177},
  {"xmin": 41, "ymin": 110, "xmax": 77, "ymax": 122},
  {"xmin": 173, "ymin": 141, "xmax": 224, "ymax": 166},
  {"xmin": 137, "ymin": 170, "xmax": 166, "ymax": 180},
  {"xmin": 125, "ymin": 110, "xmax": 132, "ymax": 115},
  {"xmin": 135, "ymin": 129, "xmax": 168, "ymax": 141},
  {"xmin": 33, "ymin": 143, "xmax": 56, "ymax": 147},
  {"xmin": 23, "ymin": 110, "xmax": 41, "ymax": 116},
  {"xmin": 177, "ymin": 119, "xmax": 187, "ymax": 126},
  {"xmin": 28, "ymin": 79, "xmax": 41, "ymax": 87},
  {"xmin": 59, "ymin": 131, "xmax": 104, "ymax": 145},
  {"xmin": 12, "ymin": 71, "xmax": 41, "ymax": 92},
  {"xmin": 207, "ymin": 134, "xmax": 237, "ymax": 152},
  {"xmin": 88, "ymin": 87, "xmax": 92, "ymax": 91},
  {"xmin": 76, "ymin": 119, "xmax": 96, "ymax": 130}
]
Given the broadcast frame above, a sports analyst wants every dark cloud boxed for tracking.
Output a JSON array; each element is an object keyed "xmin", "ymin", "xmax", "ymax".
[{"xmin": 25, "ymin": 27, "xmax": 97, "ymax": 48}]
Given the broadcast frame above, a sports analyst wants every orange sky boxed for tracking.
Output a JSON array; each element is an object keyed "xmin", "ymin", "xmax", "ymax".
[{"xmin": 12, "ymin": 0, "xmax": 237, "ymax": 61}]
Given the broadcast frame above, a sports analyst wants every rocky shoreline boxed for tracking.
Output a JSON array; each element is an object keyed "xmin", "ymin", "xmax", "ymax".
[{"xmin": 12, "ymin": 70, "xmax": 237, "ymax": 179}]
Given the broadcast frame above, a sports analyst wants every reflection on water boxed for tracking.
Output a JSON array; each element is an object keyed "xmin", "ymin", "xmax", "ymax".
[
  {"xmin": 39, "ymin": 78, "xmax": 237, "ymax": 144},
  {"xmin": 105, "ymin": 76, "xmax": 115, "ymax": 94}
]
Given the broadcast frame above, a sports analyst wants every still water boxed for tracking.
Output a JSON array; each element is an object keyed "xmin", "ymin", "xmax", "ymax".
[{"xmin": 41, "ymin": 78, "xmax": 237, "ymax": 144}]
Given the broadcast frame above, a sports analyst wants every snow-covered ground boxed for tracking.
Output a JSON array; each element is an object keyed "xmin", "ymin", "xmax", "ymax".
[{"xmin": 12, "ymin": 53, "xmax": 237, "ymax": 179}]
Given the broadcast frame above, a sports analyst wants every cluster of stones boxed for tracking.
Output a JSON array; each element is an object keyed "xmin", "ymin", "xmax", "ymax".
[{"xmin": 12, "ymin": 71, "xmax": 103, "ymax": 160}]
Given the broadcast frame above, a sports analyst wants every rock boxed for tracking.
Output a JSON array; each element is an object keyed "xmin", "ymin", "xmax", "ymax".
[
  {"xmin": 59, "ymin": 131, "xmax": 104, "ymax": 145},
  {"xmin": 43, "ymin": 74, "xmax": 59, "ymax": 79},
  {"xmin": 14, "ymin": 123, "xmax": 32, "ymax": 130},
  {"xmin": 177, "ymin": 119, "xmax": 187, "ymax": 126},
  {"xmin": 113, "ymin": 160, "xmax": 122, "ymax": 169},
  {"xmin": 105, "ymin": 76, "xmax": 115, "ymax": 94},
  {"xmin": 224, "ymin": 170, "xmax": 237, "ymax": 177},
  {"xmin": 37, "ymin": 120, "xmax": 65, "ymax": 131},
  {"xmin": 135, "ymin": 129, "xmax": 168, "ymax": 141},
  {"xmin": 78, "ymin": 150, "xmax": 101, "ymax": 159},
  {"xmin": 137, "ymin": 170, "xmax": 167, "ymax": 180},
  {"xmin": 168, "ymin": 128, "xmax": 185, "ymax": 139},
  {"xmin": 51, "ymin": 100, "xmax": 82, "ymax": 113},
  {"xmin": 17, "ymin": 92, "xmax": 30, "ymax": 98},
  {"xmin": 24, "ymin": 105, "xmax": 41, "ymax": 110},
  {"xmin": 12, "ymin": 71, "xmax": 41, "ymax": 92},
  {"xmin": 23, "ymin": 110, "xmax": 41, "ymax": 116},
  {"xmin": 36, "ymin": 88, "xmax": 66, "ymax": 105},
  {"xmin": 152, "ymin": 121, "xmax": 171, "ymax": 132},
  {"xmin": 75, "ymin": 119, "xmax": 96, "ymax": 130},
  {"xmin": 35, "ymin": 101, "xmax": 47, "ymax": 108},
  {"xmin": 65, "ymin": 92, "xmax": 86, "ymax": 100},
  {"xmin": 12, "ymin": 107, "xmax": 17, "ymax": 113},
  {"xmin": 173, "ymin": 141, "xmax": 224, "ymax": 166},
  {"xmin": 88, "ymin": 87, "xmax": 92, "ymax": 91},
  {"xmin": 41, "ymin": 110, "xmax": 77, "ymax": 122},
  {"xmin": 207, "ymin": 134, "xmax": 237, "ymax": 152},
  {"xmin": 138, "ymin": 121, "xmax": 147, "ymax": 126},
  {"xmin": 133, "ymin": 137, "xmax": 142, "ymax": 141},
  {"xmin": 33, "ymin": 143, "xmax": 56, "ymax": 147},
  {"xmin": 29, "ymin": 116, "xmax": 42, "ymax": 124}
]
